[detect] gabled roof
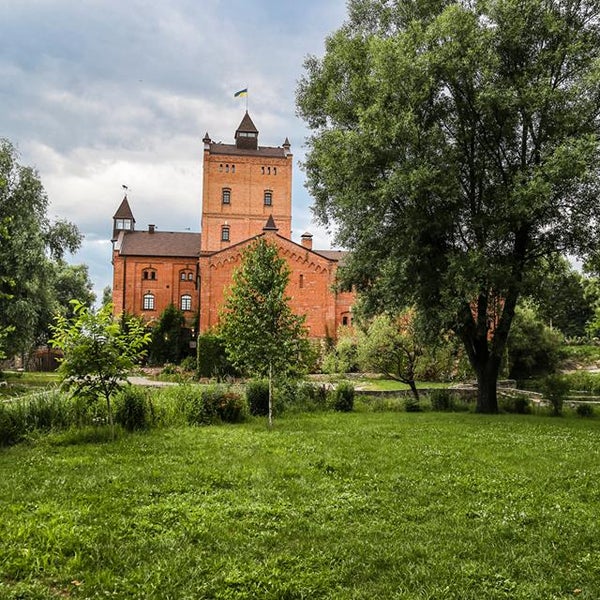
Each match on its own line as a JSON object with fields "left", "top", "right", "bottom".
{"left": 113, "top": 196, "right": 135, "bottom": 222}
{"left": 313, "top": 249, "right": 350, "bottom": 266}
{"left": 236, "top": 111, "right": 258, "bottom": 134}
{"left": 118, "top": 231, "right": 201, "bottom": 257}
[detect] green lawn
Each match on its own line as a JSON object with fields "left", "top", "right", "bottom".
{"left": 1, "top": 412, "right": 599, "bottom": 599}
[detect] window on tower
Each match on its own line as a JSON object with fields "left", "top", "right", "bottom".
{"left": 222, "top": 188, "right": 231, "bottom": 204}
{"left": 221, "top": 225, "right": 230, "bottom": 242}
{"left": 264, "top": 190, "right": 272, "bottom": 206}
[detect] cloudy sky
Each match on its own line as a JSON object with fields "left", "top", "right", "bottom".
{"left": 0, "top": 0, "right": 348, "bottom": 301}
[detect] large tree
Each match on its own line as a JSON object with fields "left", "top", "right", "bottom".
{"left": 0, "top": 139, "right": 83, "bottom": 356}
{"left": 219, "top": 238, "right": 308, "bottom": 426}
{"left": 297, "top": 0, "right": 600, "bottom": 412}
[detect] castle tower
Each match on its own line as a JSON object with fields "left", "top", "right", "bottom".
{"left": 200, "top": 112, "right": 293, "bottom": 252}
{"left": 112, "top": 195, "right": 135, "bottom": 241}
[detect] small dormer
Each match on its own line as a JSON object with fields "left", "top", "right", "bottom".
{"left": 235, "top": 111, "right": 258, "bottom": 150}
{"left": 112, "top": 195, "right": 135, "bottom": 240}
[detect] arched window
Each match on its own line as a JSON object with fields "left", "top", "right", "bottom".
{"left": 222, "top": 188, "right": 231, "bottom": 204}
{"left": 181, "top": 295, "right": 192, "bottom": 311}
{"left": 221, "top": 225, "right": 230, "bottom": 242}
{"left": 142, "top": 269, "right": 156, "bottom": 281}
{"left": 180, "top": 270, "right": 194, "bottom": 282}
{"left": 264, "top": 190, "right": 272, "bottom": 206}
{"left": 143, "top": 293, "right": 155, "bottom": 310}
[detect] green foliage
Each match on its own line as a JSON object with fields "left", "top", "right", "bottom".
{"left": 297, "top": 0, "right": 600, "bottom": 413}
{"left": 220, "top": 238, "right": 309, "bottom": 379}
{"left": 179, "top": 355, "right": 197, "bottom": 372}
{"left": 176, "top": 384, "right": 246, "bottom": 425}
{"left": 429, "top": 389, "right": 455, "bottom": 412}
{"left": 330, "top": 381, "right": 355, "bottom": 412}
{"left": 245, "top": 379, "right": 270, "bottom": 416}
{"left": 149, "top": 304, "right": 188, "bottom": 365}
{"left": 0, "top": 390, "right": 75, "bottom": 446}
{"left": 498, "top": 393, "right": 532, "bottom": 415}
{"left": 50, "top": 301, "right": 151, "bottom": 435}
{"left": 541, "top": 374, "right": 571, "bottom": 417}
{"left": 0, "top": 139, "right": 84, "bottom": 356}
{"left": 575, "top": 403, "right": 595, "bottom": 418}
{"left": 322, "top": 326, "right": 359, "bottom": 374}
{"left": 196, "top": 333, "right": 235, "bottom": 378}
{"left": 114, "top": 386, "right": 153, "bottom": 431}
{"left": 507, "top": 304, "right": 564, "bottom": 380}
{"left": 274, "top": 379, "right": 329, "bottom": 414}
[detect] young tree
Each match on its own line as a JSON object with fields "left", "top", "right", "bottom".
{"left": 219, "top": 238, "right": 308, "bottom": 426}
{"left": 50, "top": 301, "right": 151, "bottom": 437}
{"left": 297, "top": 0, "right": 600, "bottom": 412}
{"left": 0, "top": 139, "right": 82, "bottom": 356}
{"left": 358, "top": 310, "right": 424, "bottom": 402}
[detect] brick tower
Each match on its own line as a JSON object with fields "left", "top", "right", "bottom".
{"left": 200, "top": 112, "right": 293, "bottom": 252}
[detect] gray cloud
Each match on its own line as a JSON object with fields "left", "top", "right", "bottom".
{"left": 0, "top": 0, "right": 347, "bottom": 300}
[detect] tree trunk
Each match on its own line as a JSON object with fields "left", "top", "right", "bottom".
{"left": 475, "top": 355, "right": 501, "bottom": 414}
{"left": 408, "top": 379, "right": 420, "bottom": 403}
{"left": 268, "top": 361, "right": 273, "bottom": 429}
{"left": 105, "top": 392, "right": 115, "bottom": 439}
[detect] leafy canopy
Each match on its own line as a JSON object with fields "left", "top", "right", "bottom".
{"left": 219, "top": 238, "right": 308, "bottom": 378}
{"left": 51, "top": 301, "right": 150, "bottom": 433}
{"left": 297, "top": 0, "right": 600, "bottom": 412}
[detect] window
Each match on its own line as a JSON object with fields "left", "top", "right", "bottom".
{"left": 221, "top": 225, "right": 230, "bottom": 241}
{"left": 225, "top": 164, "right": 229, "bottom": 173}
{"left": 143, "top": 293, "right": 155, "bottom": 310}
{"left": 115, "top": 218, "right": 131, "bottom": 230}
{"left": 261, "top": 166, "right": 265, "bottom": 175}
{"left": 273, "top": 167, "right": 277, "bottom": 175}
{"left": 180, "top": 270, "right": 194, "bottom": 282}
{"left": 231, "top": 164, "right": 235, "bottom": 173}
{"left": 143, "top": 269, "right": 156, "bottom": 281}
{"left": 181, "top": 295, "right": 192, "bottom": 311}
{"left": 219, "top": 164, "right": 223, "bottom": 172}
{"left": 222, "top": 188, "right": 231, "bottom": 204}
{"left": 264, "top": 190, "right": 272, "bottom": 206}
{"left": 188, "top": 272, "right": 194, "bottom": 281}
{"left": 180, "top": 272, "right": 186, "bottom": 281}
{"left": 342, "top": 316, "right": 348, "bottom": 326}
{"left": 299, "top": 274, "right": 304, "bottom": 289}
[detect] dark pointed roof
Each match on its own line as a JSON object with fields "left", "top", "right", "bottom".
{"left": 113, "top": 196, "right": 135, "bottom": 222}
{"left": 263, "top": 215, "right": 278, "bottom": 231}
{"left": 236, "top": 111, "right": 258, "bottom": 134}
{"left": 283, "top": 137, "right": 291, "bottom": 147}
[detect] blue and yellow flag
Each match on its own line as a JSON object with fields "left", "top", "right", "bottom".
{"left": 234, "top": 88, "right": 248, "bottom": 98}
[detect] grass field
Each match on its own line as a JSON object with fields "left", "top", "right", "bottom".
{"left": 1, "top": 412, "right": 599, "bottom": 599}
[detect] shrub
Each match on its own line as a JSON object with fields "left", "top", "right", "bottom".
{"left": 542, "top": 374, "right": 570, "bottom": 417}
{"left": 274, "top": 379, "right": 329, "bottom": 413}
{"left": 114, "top": 386, "right": 152, "bottom": 431}
{"left": 216, "top": 391, "right": 247, "bottom": 423}
{"left": 576, "top": 403, "right": 595, "bottom": 418}
{"left": 429, "top": 389, "right": 454, "bottom": 411}
{"left": 179, "top": 355, "right": 197, "bottom": 372}
{"left": 196, "top": 334, "right": 236, "bottom": 379}
{"left": 330, "top": 382, "right": 354, "bottom": 412}
{"left": 246, "top": 380, "right": 270, "bottom": 416}
{"left": 404, "top": 396, "right": 422, "bottom": 412}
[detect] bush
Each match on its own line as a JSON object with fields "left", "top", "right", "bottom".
{"left": 274, "top": 379, "right": 329, "bottom": 413}
{"left": 542, "top": 374, "right": 570, "bottom": 416}
{"left": 576, "top": 403, "right": 595, "bottom": 418}
{"left": 114, "top": 386, "right": 153, "bottom": 431}
{"left": 508, "top": 305, "right": 564, "bottom": 379}
{"left": 0, "top": 390, "right": 73, "bottom": 446}
{"left": 429, "top": 389, "right": 454, "bottom": 411}
{"left": 330, "top": 382, "right": 354, "bottom": 412}
{"left": 246, "top": 380, "right": 270, "bottom": 416}
{"left": 216, "top": 391, "right": 247, "bottom": 423}
{"left": 196, "top": 334, "right": 236, "bottom": 379}
{"left": 179, "top": 355, "right": 197, "bottom": 372}
{"left": 404, "top": 396, "right": 422, "bottom": 412}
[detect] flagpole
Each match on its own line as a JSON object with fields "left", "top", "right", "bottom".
{"left": 246, "top": 86, "right": 249, "bottom": 112}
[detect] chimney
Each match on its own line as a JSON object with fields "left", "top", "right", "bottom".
{"left": 301, "top": 232, "right": 313, "bottom": 250}
{"left": 148, "top": 224, "right": 155, "bottom": 234}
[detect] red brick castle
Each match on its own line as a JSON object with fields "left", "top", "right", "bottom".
{"left": 111, "top": 112, "right": 354, "bottom": 340}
